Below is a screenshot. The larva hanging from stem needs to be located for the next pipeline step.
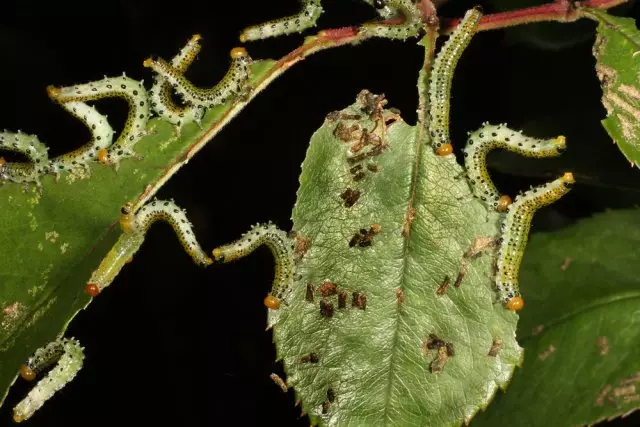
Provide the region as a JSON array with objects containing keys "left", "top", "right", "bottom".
[
  {"left": 360, "top": 0, "right": 424, "bottom": 41},
  {"left": 13, "top": 338, "right": 84, "bottom": 423},
  {"left": 496, "top": 172, "right": 575, "bottom": 311},
  {"left": 143, "top": 47, "right": 252, "bottom": 110},
  {"left": 149, "top": 34, "right": 205, "bottom": 133},
  {"left": 47, "top": 75, "right": 149, "bottom": 168},
  {"left": 429, "top": 8, "right": 482, "bottom": 156},
  {"left": 463, "top": 123, "right": 566, "bottom": 212},
  {"left": 212, "top": 223, "right": 295, "bottom": 310},
  {"left": 239, "top": 0, "right": 324, "bottom": 42},
  {"left": 0, "top": 131, "right": 49, "bottom": 188},
  {"left": 85, "top": 199, "right": 212, "bottom": 297},
  {"left": 47, "top": 100, "right": 115, "bottom": 175}
]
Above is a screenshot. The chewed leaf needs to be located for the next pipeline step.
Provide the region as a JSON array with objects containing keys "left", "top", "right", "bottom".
[
  {"left": 472, "top": 209, "right": 640, "bottom": 426},
  {"left": 269, "top": 94, "right": 523, "bottom": 426},
  {"left": 584, "top": 8, "right": 640, "bottom": 166}
]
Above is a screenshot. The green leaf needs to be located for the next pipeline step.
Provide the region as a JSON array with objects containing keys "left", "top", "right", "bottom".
[
  {"left": 0, "top": 60, "right": 275, "bottom": 408},
  {"left": 471, "top": 209, "right": 640, "bottom": 426},
  {"left": 268, "top": 92, "right": 523, "bottom": 426},
  {"left": 584, "top": 8, "right": 640, "bottom": 167}
]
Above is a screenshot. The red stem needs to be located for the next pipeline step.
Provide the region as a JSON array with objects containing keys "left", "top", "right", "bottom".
[{"left": 441, "top": 0, "right": 628, "bottom": 33}]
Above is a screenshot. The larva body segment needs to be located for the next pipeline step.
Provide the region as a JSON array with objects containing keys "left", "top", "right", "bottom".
[
  {"left": 144, "top": 48, "right": 252, "bottom": 109},
  {"left": 48, "top": 76, "right": 149, "bottom": 167},
  {"left": 239, "top": 0, "right": 324, "bottom": 42},
  {"left": 464, "top": 123, "right": 566, "bottom": 211},
  {"left": 212, "top": 223, "right": 295, "bottom": 308},
  {"left": 13, "top": 338, "right": 84, "bottom": 423},
  {"left": 86, "top": 199, "right": 211, "bottom": 296},
  {"left": 496, "top": 173, "right": 575, "bottom": 310},
  {"left": 429, "top": 8, "right": 482, "bottom": 152},
  {"left": 48, "top": 101, "right": 115, "bottom": 174},
  {"left": 149, "top": 34, "right": 205, "bottom": 132},
  {"left": 0, "top": 131, "right": 49, "bottom": 186},
  {"left": 360, "top": 0, "right": 424, "bottom": 40}
]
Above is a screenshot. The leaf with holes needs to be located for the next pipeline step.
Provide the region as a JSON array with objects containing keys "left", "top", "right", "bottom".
[
  {"left": 471, "top": 209, "right": 640, "bottom": 427},
  {"left": 267, "top": 91, "right": 523, "bottom": 426},
  {"left": 584, "top": 8, "right": 640, "bottom": 167}
]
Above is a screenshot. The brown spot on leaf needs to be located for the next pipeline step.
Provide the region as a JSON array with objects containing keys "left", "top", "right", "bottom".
[
  {"left": 436, "top": 276, "right": 450, "bottom": 296},
  {"left": 456, "top": 236, "right": 497, "bottom": 288},
  {"left": 401, "top": 207, "right": 416, "bottom": 237},
  {"left": 349, "top": 225, "right": 381, "bottom": 248},
  {"left": 350, "top": 164, "right": 363, "bottom": 174},
  {"left": 366, "top": 163, "right": 379, "bottom": 172},
  {"left": 340, "top": 188, "right": 361, "bottom": 207},
  {"left": 294, "top": 233, "right": 310, "bottom": 261},
  {"left": 333, "top": 122, "right": 361, "bottom": 142},
  {"left": 318, "top": 280, "right": 338, "bottom": 297},
  {"left": 532, "top": 325, "right": 545, "bottom": 336},
  {"left": 396, "top": 288, "right": 405, "bottom": 304},
  {"left": 597, "top": 336, "right": 609, "bottom": 356},
  {"left": 430, "top": 346, "right": 451, "bottom": 374},
  {"left": 320, "top": 300, "right": 334, "bottom": 318},
  {"left": 327, "top": 388, "right": 335, "bottom": 403},
  {"left": 352, "top": 292, "right": 367, "bottom": 310},
  {"left": 488, "top": 337, "right": 503, "bottom": 357},
  {"left": 423, "top": 334, "right": 454, "bottom": 373},
  {"left": 538, "top": 345, "right": 556, "bottom": 361},
  {"left": 560, "top": 257, "right": 572, "bottom": 271},
  {"left": 338, "top": 291, "right": 347, "bottom": 309},
  {"left": 305, "top": 283, "right": 314, "bottom": 302},
  {"left": 352, "top": 171, "right": 366, "bottom": 182},
  {"left": 300, "top": 353, "right": 319, "bottom": 363}
]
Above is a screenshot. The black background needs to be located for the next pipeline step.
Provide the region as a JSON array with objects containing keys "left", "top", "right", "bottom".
[{"left": 1, "top": 0, "right": 639, "bottom": 425}]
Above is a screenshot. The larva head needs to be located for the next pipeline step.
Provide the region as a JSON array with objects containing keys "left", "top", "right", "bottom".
[
  {"left": 230, "top": 47, "right": 248, "bottom": 59},
  {"left": 505, "top": 296, "right": 524, "bottom": 311},
  {"left": 212, "top": 248, "right": 224, "bottom": 262},
  {"left": 142, "top": 58, "right": 154, "bottom": 68},
  {"left": 97, "top": 148, "right": 109, "bottom": 164},
  {"left": 436, "top": 143, "right": 453, "bottom": 156},
  {"left": 84, "top": 283, "right": 100, "bottom": 297},
  {"left": 46, "top": 85, "right": 61, "bottom": 99},
  {"left": 191, "top": 33, "right": 202, "bottom": 42},
  {"left": 0, "top": 157, "right": 5, "bottom": 167},
  {"left": 554, "top": 135, "right": 567, "bottom": 153},
  {"left": 19, "top": 364, "right": 36, "bottom": 382},
  {"left": 264, "top": 294, "right": 281, "bottom": 310},
  {"left": 561, "top": 172, "right": 575, "bottom": 185},
  {"left": 497, "top": 195, "right": 512, "bottom": 213}
]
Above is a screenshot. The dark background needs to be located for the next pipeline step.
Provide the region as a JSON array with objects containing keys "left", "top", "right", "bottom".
[{"left": 1, "top": 0, "right": 639, "bottom": 425}]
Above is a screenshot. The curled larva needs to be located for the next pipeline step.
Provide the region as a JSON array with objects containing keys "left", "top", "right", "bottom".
[
  {"left": 48, "top": 75, "right": 149, "bottom": 168},
  {"left": 13, "top": 338, "right": 84, "bottom": 423},
  {"left": 143, "top": 47, "right": 252, "bottom": 109},
  {"left": 360, "top": 0, "right": 424, "bottom": 41},
  {"left": 464, "top": 123, "right": 566, "bottom": 211},
  {"left": 0, "top": 131, "right": 49, "bottom": 187},
  {"left": 239, "top": 0, "right": 324, "bottom": 42},
  {"left": 212, "top": 223, "right": 295, "bottom": 310},
  {"left": 496, "top": 172, "right": 575, "bottom": 311},
  {"left": 47, "top": 100, "right": 115, "bottom": 175},
  {"left": 429, "top": 8, "right": 482, "bottom": 154},
  {"left": 85, "top": 199, "right": 211, "bottom": 296},
  {"left": 149, "top": 34, "right": 205, "bottom": 132}
]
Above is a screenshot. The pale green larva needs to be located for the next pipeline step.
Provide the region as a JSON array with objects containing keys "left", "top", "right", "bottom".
[
  {"left": 85, "top": 199, "right": 212, "bottom": 297},
  {"left": 212, "top": 222, "right": 295, "bottom": 310},
  {"left": 360, "top": 0, "right": 424, "bottom": 40},
  {"left": 14, "top": 338, "right": 84, "bottom": 423},
  {"left": 0, "top": 131, "right": 49, "bottom": 187},
  {"left": 47, "top": 100, "right": 115, "bottom": 175},
  {"left": 464, "top": 123, "right": 567, "bottom": 211},
  {"left": 429, "top": 8, "right": 482, "bottom": 155},
  {"left": 143, "top": 47, "right": 252, "bottom": 110},
  {"left": 149, "top": 34, "right": 205, "bottom": 133},
  {"left": 48, "top": 75, "right": 149, "bottom": 168},
  {"left": 239, "top": 0, "right": 324, "bottom": 42},
  {"left": 496, "top": 172, "right": 575, "bottom": 311}
]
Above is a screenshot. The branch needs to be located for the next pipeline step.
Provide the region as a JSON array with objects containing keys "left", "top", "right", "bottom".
[{"left": 441, "top": 0, "right": 629, "bottom": 34}]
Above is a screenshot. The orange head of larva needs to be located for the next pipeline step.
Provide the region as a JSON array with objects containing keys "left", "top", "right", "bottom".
[
  {"left": 436, "top": 143, "right": 453, "bottom": 156},
  {"left": 97, "top": 148, "right": 109, "bottom": 164},
  {"left": 496, "top": 195, "right": 513, "bottom": 213},
  {"left": 85, "top": 283, "right": 101, "bottom": 297},
  {"left": 19, "top": 364, "right": 36, "bottom": 382},
  {"left": 555, "top": 135, "right": 567, "bottom": 152},
  {"left": 264, "top": 295, "right": 281, "bottom": 310},
  {"left": 46, "top": 85, "right": 61, "bottom": 99},
  {"left": 0, "top": 157, "right": 6, "bottom": 167},
  {"left": 211, "top": 248, "right": 224, "bottom": 262},
  {"left": 561, "top": 172, "right": 575, "bottom": 185},
  {"left": 142, "top": 58, "right": 154, "bottom": 68},
  {"left": 191, "top": 33, "right": 202, "bottom": 42},
  {"left": 505, "top": 296, "right": 524, "bottom": 311},
  {"left": 230, "top": 47, "right": 248, "bottom": 59},
  {"left": 239, "top": 32, "right": 249, "bottom": 43}
]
